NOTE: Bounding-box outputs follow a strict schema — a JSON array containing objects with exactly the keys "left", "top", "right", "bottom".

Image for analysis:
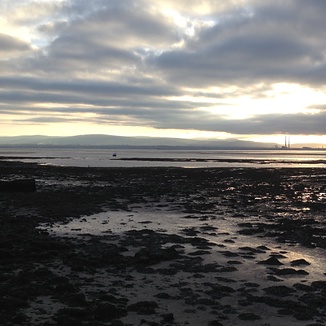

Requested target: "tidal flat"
[{"left": 0, "top": 161, "right": 326, "bottom": 326}]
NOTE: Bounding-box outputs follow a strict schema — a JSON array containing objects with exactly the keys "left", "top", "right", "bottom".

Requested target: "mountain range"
[{"left": 0, "top": 134, "right": 275, "bottom": 149}]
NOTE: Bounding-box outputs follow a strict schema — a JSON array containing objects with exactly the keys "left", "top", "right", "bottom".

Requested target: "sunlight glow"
[{"left": 203, "top": 83, "right": 326, "bottom": 118}]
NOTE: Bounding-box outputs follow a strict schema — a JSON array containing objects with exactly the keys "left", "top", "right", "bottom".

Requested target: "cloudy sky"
[{"left": 2, "top": 0, "right": 326, "bottom": 145}]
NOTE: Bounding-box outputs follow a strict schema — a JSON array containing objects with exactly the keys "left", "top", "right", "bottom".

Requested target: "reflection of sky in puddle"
[{"left": 39, "top": 205, "right": 326, "bottom": 284}]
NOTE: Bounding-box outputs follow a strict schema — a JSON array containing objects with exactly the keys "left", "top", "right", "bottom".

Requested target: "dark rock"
[
  {"left": 269, "top": 267, "right": 309, "bottom": 276},
  {"left": 208, "top": 320, "right": 224, "bottom": 326},
  {"left": 128, "top": 301, "right": 158, "bottom": 315},
  {"left": 311, "top": 281, "right": 326, "bottom": 289},
  {"left": 258, "top": 256, "right": 283, "bottom": 265},
  {"left": 248, "top": 283, "right": 261, "bottom": 289},
  {"left": 189, "top": 250, "right": 211, "bottom": 256},
  {"left": 56, "top": 307, "right": 89, "bottom": 319},
  {"left": 238, "top": 313, "right": 261, "bottom": 320},
  {"left": 12, "top": 312, "right": 29, "bottom": 324},
  {"left": 55, "top": 282, "right": 78, "bottom": 295},
  {"left": 54, "top": 316, "right": 84, "bottom": 326},
  {"left": 0, "top": 296, "right": 27, "bottom": 311},
  {"left": 257, "top": 245, "right": 270, "bottom": 251},
  {"left": 110, "top": 320, "right": 124, "bottom": 326},
  {"left": 133, "top": 246, "right": 180, "bottom": 266},
  {"left": 161, "top": 313, "right": 174, "bottom": 322},
  {"left": 293, "top": 283, "right": 314, "bottom": 292},
  {"left": 94, "top": 302, "right": 127, "bottom": 320},
  {"left": 227, "top": 260, "right": 242, "bottom": 265},
  {"left": 65, "top": 292, "right": 88, "bottom": 307},
  {"left": 220, "top": 251, "right": 239, "bottom": 257},
  {"left": 98, "top": 294, "right": 120, "bottom": 303},
  {"left": 239, "top": 246, "right": 265, "bottom": 253},
  {"left": 154, "top": 292, "right": 172, "bottom": 299},
  {"left": 218, "top": 266, "right": 238, "bottom": 273},
  {"left": 290, "top": 259, "right": 310, "bottom": 266},
  {"left": 263, "top": 285, "right": 295, "bottom": 296},
  {"left": 293, "top": 309, "right": 315, "bottom": 321},
  {"left": 267, "top": 275, "right": 283, "bottom": 282},
  {"left": 0, "top": 178, "right": 36, "bottom": 192},
  {"left": 0, "top": 249, "right": 15, "bottom": 260},
  {"left": 300, "top": 293, "right": 326, "bottom": 307}
]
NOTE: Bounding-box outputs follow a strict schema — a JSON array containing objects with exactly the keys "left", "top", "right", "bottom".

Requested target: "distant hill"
[{"left": 0, "top": 134, "right": 275, "bottom": 149}]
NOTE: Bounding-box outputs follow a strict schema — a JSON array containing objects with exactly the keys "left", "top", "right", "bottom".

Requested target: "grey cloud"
[
  {"left": 16, "top": 117, "right": 72, "bottom": 124},
  {"left": 0, "top": 77, "right": 179, "bottom": 98},
  {"left": 3, "top": 0, "right": 326, "bottom": 138},
  {"left": 149, "top": 111, "right": 326, "bottom": 136},
  {"left": 37, "top": 21, "right": 69, "bottom": 36},
  {"left": 149, "top": 0, "right": 326, "bottom": 88},
  {"left": 0, "top": 33, "right": 31, "bottom": 53},
  {"left": 29, "top": 4, "right": 179, "bottom": 75}
]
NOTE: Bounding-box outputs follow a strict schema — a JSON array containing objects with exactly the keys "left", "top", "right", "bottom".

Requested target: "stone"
[
  {"left": 0, "top": 178, "right": 36, "bottom": 192},
  {"left": 263, "top": 285, "right": 295, "bottom": 296},
  {"left": 258, "top": 256, "right": 283, "bottom": 265},
  {"left": 291, "top": 259, "right": 310, "bottom": 266},
  {"left": 128, "top": 301, "right": 158, "bottom": 315},
  {"left": 238, "top": 313, "right": 261, "bottom": 320}
]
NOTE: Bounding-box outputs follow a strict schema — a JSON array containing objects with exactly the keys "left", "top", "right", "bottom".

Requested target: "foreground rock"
[{"left": 0, "top": 178, "right": 36, "bottom": 192}]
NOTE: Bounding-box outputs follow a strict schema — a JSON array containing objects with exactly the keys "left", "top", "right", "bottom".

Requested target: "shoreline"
[{"left": 1, "top": 161, "right": 326, "bottom": 325}]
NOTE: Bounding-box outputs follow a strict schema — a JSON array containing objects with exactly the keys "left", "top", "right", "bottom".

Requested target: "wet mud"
[{"left": 0, "top": 161, "right": 326, "bottom": 325}]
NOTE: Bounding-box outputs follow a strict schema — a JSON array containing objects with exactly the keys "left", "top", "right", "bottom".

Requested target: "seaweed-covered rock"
[{"left": 128, "top": 301, "right": 158, "bottom": 315}]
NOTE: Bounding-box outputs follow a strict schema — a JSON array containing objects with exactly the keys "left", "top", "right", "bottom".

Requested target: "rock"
[
  {"left": 208, "top": 321, "right": 224, "bottom": 326},
  {"left": 128, "top": 301, "right": 158, "bottom": 315},
  {"left": 110, "top": 320, "right": 124, "bottom": 326},
  {"left": 238, "top": 313, "right": 261, "bottom": 320},
  {"left": 258, "top": 257, "right": 283, "bottom": 265},
  {"left": 56, "top": 307, "right": 89, "bottom": 320},
  {"left": 0, "top": 249, "right": 15, "bottom": 260},
  {"left": 0, "top": 178, "right": 36, "bottom": 192},
  {"left": 311, "top": 281, "right": 326, "bottom": 289},
  {"left": 12, "top": 312, "right": 29, "bottom": 324},
  {"left": 263, "top": 285, "right": 295, "bottom": 296},
  {"left": 162, "top": 313, "right": 174, "bottom": 322},
  {"left": 239, "top": 246, "right": 265, "bottom": 254},
  {"left": 133, "top": 246, "right": 180, "bottom": 266},
  {"left": 94, "top": 302, "right": 127, "bottom": 320},
  {"left": 291, "top": 259, "right": 310, "bottom": 266},
  {"left": 293, "top": 283, "right": 314, "bottom": 292},
  {"left": 154, "top": 292, "right": 172, "bottom": 299},
  {"left": 270, "top": 268, "right": 309, "bottom": 276}
]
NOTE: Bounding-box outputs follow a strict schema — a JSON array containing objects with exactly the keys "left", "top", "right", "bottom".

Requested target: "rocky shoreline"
[{"left": 1, "top": 160, "right": 326, "bottom": 325}]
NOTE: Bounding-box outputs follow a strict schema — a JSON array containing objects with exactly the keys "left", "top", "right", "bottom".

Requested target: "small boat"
[{"left": 112, "top": 153, "right": 117, "bottom": 157}]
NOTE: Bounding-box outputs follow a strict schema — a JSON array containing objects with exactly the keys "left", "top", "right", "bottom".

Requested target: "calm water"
[{"left": 1, "top": 147, "right": 326, "bottom": 168}]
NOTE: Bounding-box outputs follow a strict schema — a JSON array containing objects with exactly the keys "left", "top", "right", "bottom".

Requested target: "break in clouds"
[{"left": 1, "top": 0, "right": 326, "bottom": 136}]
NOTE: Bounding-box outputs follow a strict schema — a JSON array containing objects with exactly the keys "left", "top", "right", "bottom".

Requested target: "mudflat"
[{"left": 1, "top": 160, "right": 326, "bottom": 326}]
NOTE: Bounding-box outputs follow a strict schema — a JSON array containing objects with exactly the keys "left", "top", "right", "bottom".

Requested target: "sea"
[{"left": 1, "top": 147, "right": 326, "bottom": 168}]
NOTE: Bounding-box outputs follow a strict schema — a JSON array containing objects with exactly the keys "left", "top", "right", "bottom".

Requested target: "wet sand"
[{"left": 0, "top": 160, "right": 326, "bottom": 326}]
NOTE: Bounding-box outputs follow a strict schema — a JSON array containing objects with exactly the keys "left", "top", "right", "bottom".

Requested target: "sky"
[{"left": 1, "top": 0, "right": 326, "bottom": 145}]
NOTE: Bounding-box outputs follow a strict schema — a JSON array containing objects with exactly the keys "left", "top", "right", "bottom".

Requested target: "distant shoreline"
[{"left": 0, "top": 144, "right": 325, "bottom": 150}]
